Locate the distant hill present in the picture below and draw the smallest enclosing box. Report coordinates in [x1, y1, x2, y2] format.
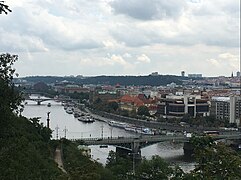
[20, 75, 188, 86]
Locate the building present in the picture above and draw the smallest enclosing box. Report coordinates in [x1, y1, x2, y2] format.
[150, 72, 159, 76]
[55, 84, 89, 94]
[117, 94, 156, 112]
[236, 71, 240, 77]
[188, 74, 202, 78]
[181, 71, 185, 77]
[157, 94, 209, 118]
[211, 96, 241, 126]
[118, 94, 144, 111]
[90, 90, 121, 103]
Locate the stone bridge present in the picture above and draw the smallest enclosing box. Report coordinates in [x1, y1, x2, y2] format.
[26, 97, 53, 105]
[71, 134, 241, 158]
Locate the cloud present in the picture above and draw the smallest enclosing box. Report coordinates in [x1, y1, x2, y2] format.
[219, 53, 238, 60]
[123, 53, 132, 58]
[110, 54, 130, 66]
[110, 0, 186, 20]
[0, 0, 239, 77]
[206, 58, 220, 67]
[110, 9, 239, 48]
[137, 54, 151, 63]
[0, 29, 48, 52]
[206, 52, 239, 70]
[0, 1, 105, 52]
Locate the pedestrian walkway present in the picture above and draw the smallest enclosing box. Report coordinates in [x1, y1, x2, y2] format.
[54, 147, 67, 173]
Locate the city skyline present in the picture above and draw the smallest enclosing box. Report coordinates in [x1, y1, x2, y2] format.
[0, 0, 240, 77]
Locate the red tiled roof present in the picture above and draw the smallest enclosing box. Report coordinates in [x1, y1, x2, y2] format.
[119, 95, 144, 107]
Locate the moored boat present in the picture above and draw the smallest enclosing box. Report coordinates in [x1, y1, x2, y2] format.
[78, 116, 95, 123]
[74, 112, 80, 118]
[66, 108, 73, 114]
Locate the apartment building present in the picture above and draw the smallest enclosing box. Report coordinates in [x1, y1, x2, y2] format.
[211, 96, 241, 125]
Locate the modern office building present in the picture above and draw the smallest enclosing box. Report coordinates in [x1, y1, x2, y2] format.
[211, 96, 241, 125]
[157, 94, 209, 118]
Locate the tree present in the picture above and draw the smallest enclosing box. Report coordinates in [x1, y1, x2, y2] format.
[135, 155, 173, 180]
[0, 53, 23, 117]
[181, 113, 191, 123]
[0, 1, 11, 14]
[33, 81, 49, 91]
[106, 150, 132, 179]
[137, 105, 150, 116]
[188, 137, 241, 179]
[108, 101, 119, 111]
[62, 142, 114, 180]
[190, 136, 215, 151]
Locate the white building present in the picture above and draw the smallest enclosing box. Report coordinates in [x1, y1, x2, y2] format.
[158, 94, 209, 118]
[211, 96, 241, 126]
[188, 74, 202, 78]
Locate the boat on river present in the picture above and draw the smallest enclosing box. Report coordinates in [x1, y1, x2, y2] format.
[66, 108, 73, 114]
[78, 115, 95, 123]
[108, 121, 127, 129]
[74, 112, 80, 118]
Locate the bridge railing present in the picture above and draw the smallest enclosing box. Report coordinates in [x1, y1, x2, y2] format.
[70, 136, 137, 142]
[69, 134, 241, 144]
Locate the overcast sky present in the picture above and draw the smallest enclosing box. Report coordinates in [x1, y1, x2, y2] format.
[1, 0, 240, 77]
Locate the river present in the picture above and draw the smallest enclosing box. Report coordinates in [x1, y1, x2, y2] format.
[22, 97, 195, 172]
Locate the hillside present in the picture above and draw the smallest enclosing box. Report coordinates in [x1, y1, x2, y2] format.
[21, 75, 187, 86]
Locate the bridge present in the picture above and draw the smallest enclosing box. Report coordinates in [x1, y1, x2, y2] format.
[71, 134, 241, 158]
[26, 97, 54, 105]
[24, 92, 73, 105]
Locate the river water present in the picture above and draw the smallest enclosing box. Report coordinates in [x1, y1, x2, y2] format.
[22, 97, 195, 172]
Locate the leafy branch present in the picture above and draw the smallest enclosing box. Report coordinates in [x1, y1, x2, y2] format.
[0, 1, 11, 14]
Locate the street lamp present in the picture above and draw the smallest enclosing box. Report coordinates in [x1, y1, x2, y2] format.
[47, 112, 51, 128]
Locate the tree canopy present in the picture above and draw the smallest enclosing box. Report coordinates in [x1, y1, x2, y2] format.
[0, 53, 22, 117]
[137, 105, 150, 116]
[188, 137, 241, 180]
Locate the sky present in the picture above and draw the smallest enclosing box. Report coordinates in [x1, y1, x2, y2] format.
[0, 0, 240, 77]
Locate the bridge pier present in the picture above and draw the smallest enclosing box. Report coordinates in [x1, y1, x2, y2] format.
[183, 142, 194, 157]
[131, 141, 141, 158]
[37, 101, 41, 105]
[116, 141, 142, 160]
[116, 147, 132, 157]
[229, 139, 241, 151]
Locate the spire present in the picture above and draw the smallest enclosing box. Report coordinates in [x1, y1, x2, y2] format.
[231, 72, 234, 78]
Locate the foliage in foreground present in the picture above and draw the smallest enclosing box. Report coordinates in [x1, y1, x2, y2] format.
[105, 137, 241, 180]
[105, 151, 186, 180]
[188, 137, 241, 180]
[62, 139, 114, 180]
[0, 53, 63, 179]
[0, 115, 63, 179]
